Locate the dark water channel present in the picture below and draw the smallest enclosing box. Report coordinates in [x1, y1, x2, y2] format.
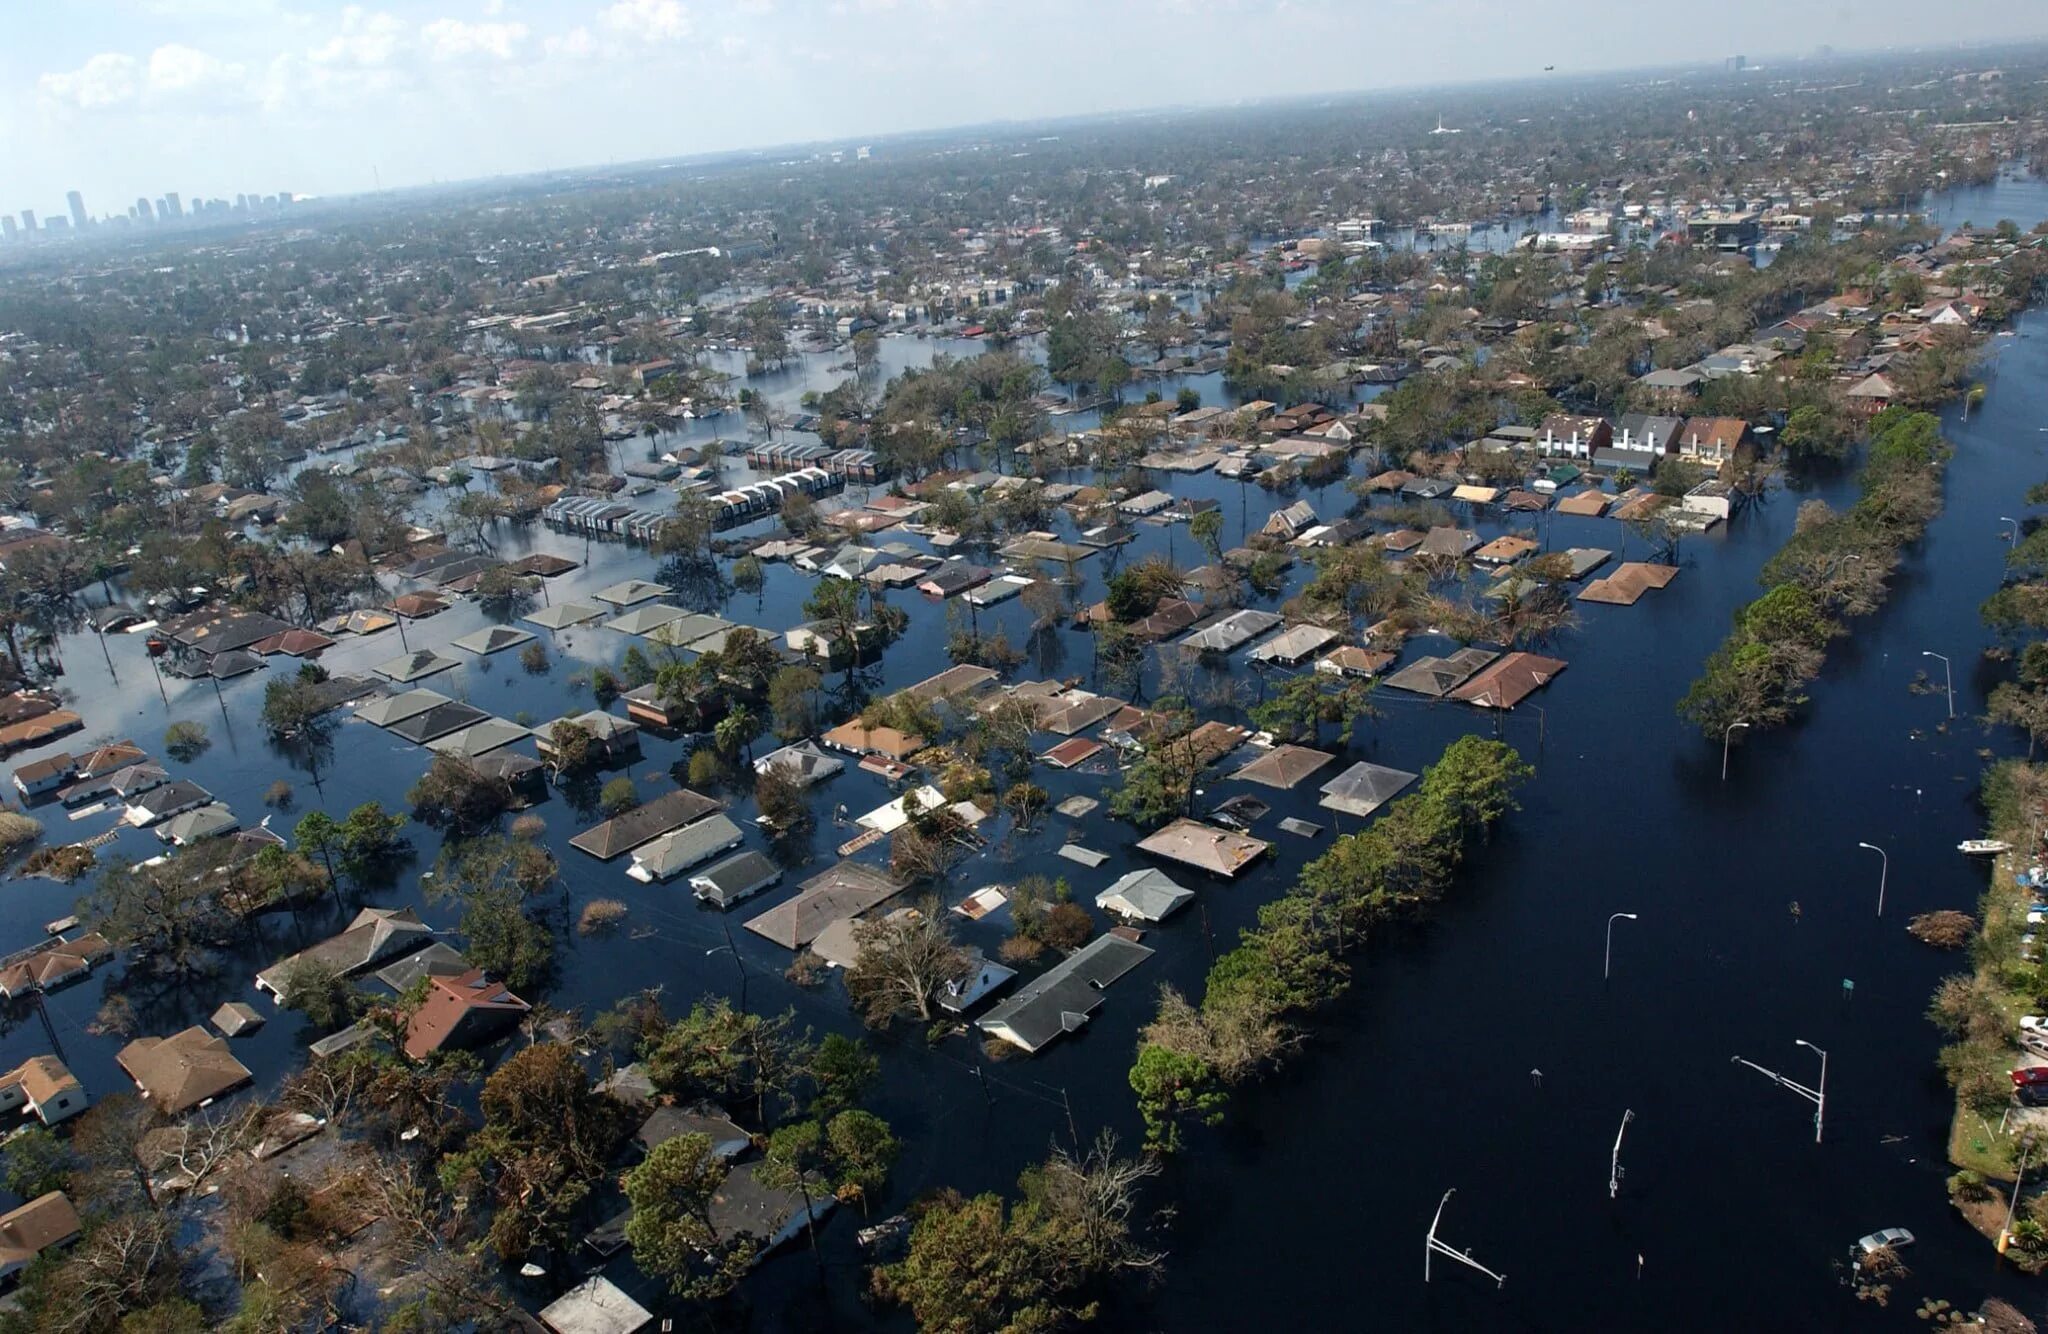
[8, 184, 2048, 1329]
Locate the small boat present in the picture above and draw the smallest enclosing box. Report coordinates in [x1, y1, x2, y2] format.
[1960, 839, 2013, 856]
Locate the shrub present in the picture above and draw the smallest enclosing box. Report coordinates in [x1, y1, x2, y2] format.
[578, 900, 628, 936]
[1909, 910, 1977, 949]
[519, 642, 549, 675]
[510, 814, 546, 840]
[599, 777, 639, 818]
[263, 780, 294, 809]
[0, 811, 41, 854]
[164, 720, 211, 763]
[19, 844, 93, 882]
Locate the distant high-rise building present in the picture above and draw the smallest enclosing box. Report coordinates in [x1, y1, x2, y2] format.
[19, 210, 35, 236]
[163, 192, 182, 219]
[279, 191, 293, 207]
[0, 216, 15, 242]
[234, 193, 247, 212]
[135, 197, 152, 223]
[66, 191, 86, 230]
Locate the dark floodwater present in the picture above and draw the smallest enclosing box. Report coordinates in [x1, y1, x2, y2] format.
[8, 181, 2048, 1330]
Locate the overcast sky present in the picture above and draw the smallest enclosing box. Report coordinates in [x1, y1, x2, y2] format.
[4, 1, 2045, 219]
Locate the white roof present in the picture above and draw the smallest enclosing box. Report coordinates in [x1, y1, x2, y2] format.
[539, 1276, 652, 1334]
[1095, 868, 1194, 922]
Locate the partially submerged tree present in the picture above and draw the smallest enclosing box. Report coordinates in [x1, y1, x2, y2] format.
[844, 906, 972, 1026]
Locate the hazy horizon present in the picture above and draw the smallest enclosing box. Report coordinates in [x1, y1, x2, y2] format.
[6, 1, 2047, 219]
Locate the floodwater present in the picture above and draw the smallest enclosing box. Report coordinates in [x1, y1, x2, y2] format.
[3, 181, 2048, 1330]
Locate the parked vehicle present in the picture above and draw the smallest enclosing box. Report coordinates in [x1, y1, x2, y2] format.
[1854, 1227, 1916, 1257]
[2012, 1066, 2048, 1087]
[2017, 1084, 2048, 1108]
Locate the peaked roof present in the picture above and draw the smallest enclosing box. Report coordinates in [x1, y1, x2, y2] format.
[403, 967, 529, 1059]
[744, 860, 908, 949]
[372, 650, 460, 683]
[1318, 761, 1420, 817]
[116, 1027, 252, 1115]
[450, 625, 535, 655]
[569, 787, 722, 860]
[356, 688, 452, 727]
[977, 934, 1155, 1052]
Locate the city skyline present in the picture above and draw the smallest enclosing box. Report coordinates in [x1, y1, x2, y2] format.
[5, 1, 2048, 211]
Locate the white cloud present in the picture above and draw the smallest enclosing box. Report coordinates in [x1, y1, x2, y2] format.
[421, 18, 530, 62]
[601, 0, 692, 42]
[310, 6, 407, 68]
[545, 26, 599, 59]
[147, 44, 245, 96]
[39, 53, 142, 110]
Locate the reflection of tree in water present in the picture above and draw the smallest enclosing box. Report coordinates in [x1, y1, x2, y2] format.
[654, 556, 731, 615]
[558, 771, 603, 823]
[1029, 620, 1067, 676]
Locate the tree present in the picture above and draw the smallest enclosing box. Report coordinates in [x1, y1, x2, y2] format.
[803, 577, 866, 683]
[2, 1125, 73, 1199]
[645, 999, 812, 1125]
[755, 763, 813, 835]
[1190, 507, 1224, 561]
[260, 676, 331, 741]
[768, 664, 823, 740]
[599, 776, 638, 818]
[844, 906, 972, 1025]
[407, 755, 516, 832]
[547, 719, 596, 774]
[431, 836, 557, 990]
[292, 810, 344, 906]
[278, 960, 360, 1032]
[823, 1109, 899, 1211]
[808, 1033, 879, 1119]
[163, 721, 209, 764]
[336, 802, 409, 884]
[455, 1043, 626, 1260]
[79, 856, 234, 974]
[622, 1133, 755, 1298]
[1129, 1044, 1227, 1153]
[757, 1120, 832, 1262]
[876, 1135, 1160, 1334]
[472, 566, 536, 615]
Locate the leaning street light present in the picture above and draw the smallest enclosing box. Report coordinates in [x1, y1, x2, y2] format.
[1857, 841, 1888, 918]
[1722, 719, 1750, 782]
[2003, 516, 2022, 549]
[1731, 1040, 1827, 1144]
[1604, 912, 1639, 981]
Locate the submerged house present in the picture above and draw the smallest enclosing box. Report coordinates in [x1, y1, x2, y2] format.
[0, 1055, 85, 1126]
[254, 907, 433, 999]
[116, 1027, 253, 1115]
[977, 934, 1155, 1054]
[402, 969, 529, 1060]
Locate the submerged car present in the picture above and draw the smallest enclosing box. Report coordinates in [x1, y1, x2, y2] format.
[1854, 1227, 1916, 1256]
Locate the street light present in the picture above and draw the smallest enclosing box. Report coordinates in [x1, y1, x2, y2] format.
[1722, 719, 1750, 782]
[1857, 841, 1888, 917]
[707, 936, 749, 1014]
[1731, 1040, 1827, 1143]
[1922, 650, 1954, 719]
[2003, 516, 2022, 549]
[1794, 1040, 1828, 1144]
[1604, 912, 1638, 981]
